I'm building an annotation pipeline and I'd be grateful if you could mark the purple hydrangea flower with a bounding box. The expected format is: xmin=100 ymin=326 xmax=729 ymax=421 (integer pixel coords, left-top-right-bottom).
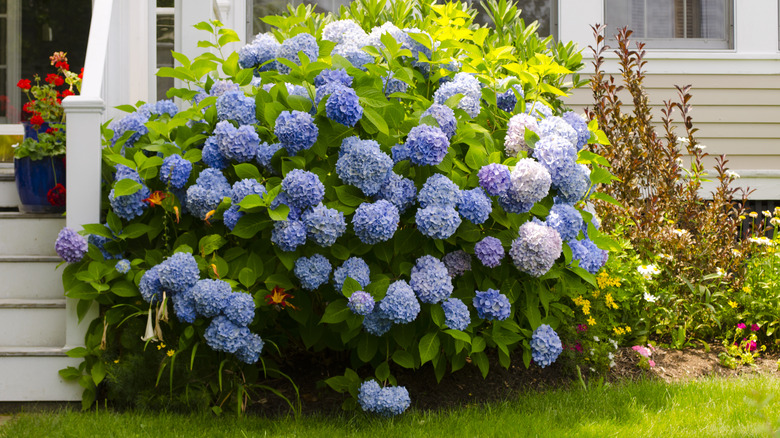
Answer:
xmin=363 ymin=307 xmax=393 ymax=336
xmin=410 ymin=255 xmax=453 ymax=303
xmin=569 ymin=238 xmax=607 ymax=274
xmin=395 ymin=125 xmax=449 ymax=166
xmin=478 ymin=163 xmax=511 ymax=196
xmin=421 ymin=104 xmax=457 ymax=140
xmin=274 ymin=110 xmax=318 ymax=155
xmin=270 ymin=220 xmax=307 ymax=252
xmin=474 ymin=236 xmax=505 ymax=268
xmin=473 ymin=288 xmax=511 ymax=321
xmin=442 ymin=298 xmax=470 ymax=331
xmin=532 ymin=135 xmax=578 ymax=187
xmin=238 ymin=33 xmax=280 ymax=71
xmin=546 ymin=203 xmax=583 ymax=241
xmin=348 ymin=291 xmax=375 ymax=316
xmin=379 ymin=280 xmax=420 ymax=324
xmin=458 ymin=188 xmax=492 ymax=224
xmin=209 ymin=80 xmax=241 ymax=98
xmin=496 ymin=77 xmax=524 ymax=112
xmin=276 ymin=33 xmax=319 ymax=74
xmin=282 ymin=169 xmax=324 ymax=210
xmin=352 ymin=200 xmax=400 ymax=244
xmin=336 ymin=139 xmax=393 ymax=196
xmin=531 ymin=324 xmax=563 ymax=368
xmin=433 ymin=72 xmax=482 ymax=118
xmin=555 ymin=163 xmax=591 ymax=205
xmin=504 ymin=113 xmax=538 ymax=157
xmin=202 ymin=136 xmax=229 ymax=170
xmin=442 ymin=250 xmax=472 ymax=277
xmin=418 ymin=173 xmax=461 ymax=209
xmin=314 ymin=68 xmax=353 ymax=88
xmin=55 ymin=227 xmax=88 ymax=263
xmin=561 ymin=111 xmax=590 ymax=150
xmin=294 ymin=254 xmax=332 ymax=290
xmin=375 ymin=172 xmax=417 ymax=213
xmin=231 ymin=179 xmax=267 ymax=205
xmin=510 ymin=221 xmax=563 ymax=277
xmin=415 ymin=205 xmax=461 ymax=239
xmin=503 ymin=158 xmax=551 ymax=206
xmin=333 ymin=257 xmax=371 ymax=293
xmin=538 ymin=116 xmax=578 ymax=148
xmin=326 ymin=85 xmax=363 ymax=127
xmin=302 ymin=204 xmax=346 ymax=247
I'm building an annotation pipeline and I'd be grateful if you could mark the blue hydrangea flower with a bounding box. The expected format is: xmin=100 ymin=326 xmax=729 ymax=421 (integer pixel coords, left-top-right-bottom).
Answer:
xmin=363 ymin=307 xmax=393 ymax=336
xmin=497 ymin=192 xmax=533 ymax=214
xmin=238 ymin=33 xmax=280 ymax=71
xmin=546 ymin=203 xmax=583 ymax=242
xmin=396 ymin=125 xmax=449 ymax=166
xmin=336 ymin=140 xmax=393 ymax=196
xmin=410 ymin=255 xmax=453 ymax=303
xmin=282 ymin=169 xmax=324 ymax=210
xmin=478 ymin=163 xmax=511 ymax=196
xmin=442 ymin=298 xmax=470 ymax=331
xmin=235 ymin=332 xmax=264 ymax=364
xmin=503 ymin=158 xmax=551 ymax=207
xmin=379 ymin=280 xmax=420 ymax=324
xmin=109 ymin=183 xmax=149 ymax=221
xmin=314 ymin=68 xmax=353 ymax=88
xmin=458 ymin=188 xmax=491 ymax=224
xmin=531 ymin=324 xmax=563 ymax=368
xmin=109 ymin=112 xmax=149 ymax=148
xmin=333 ymin=257 xmax=371 ymax=293
xmin=270 ymin=220 xmax=307 ymax=252
xmin=149 ymin=100 xmax=178 ymax=117
xmin=255 ymin=142 xmax=282 ymax=171
xmin=538 ymin=116 xmax=578 ymax=148
xmin=223 ymin=292 xmax=256 ymax=326
xmin=421 ymin=104 xmax=457 ymax=140
xmin=88 ymin=233 xmax=120 ymax=260
xmin=115 ymin=259 xmax=131 ymax=274
xmin=418 ymin=174 xmax=461 ymax=209
xmin=348 ymin=291 xmax=375 ymax=316
xmin=510 ymin=221 xmax=563 ymax=277
xmin=555 ymin=163 xmax=591 ymax=204
xmin=216 ymin=90 xmax=256 ymax=126
xmin=504 ymin=113 xmax=538 ymax=157
xmin=231 ymin=179 xmax=267 ymax=204
xmin=202 ymin=136 xmax=229 ymax=170
xmin=223 ymin=206 xmax=243 ymax=231
xmin=569 ymin=237 xmax=608 ymax=274
xmin=191 ymin=279 xmax=232 ymax=318
xmin=114 ymin=164 xmax=142 ymax=182
xmin=497 ymin=77 xmax=524 ymax=112
xmin=294 ymin=254 xmax=332 ymax=290
xmin=322 ymin=19 xmax=367 ymax=45
xmin=473 ymin=288 xmax=511 ymax=321
xmin=159 ymin=154 xmax=192 ymax=189
xmin=526 ymin=101 xmax=552 ymax=119
xmin=532 ymin=135 xmax=578 ymax=187
xmin=315 ymin=81 xmax=344 ymax=108
xmin=433 ymin=72 xmax=482 ymax=118
xmin=358 ymin=381 xmax=411 ymax=417
xmin=214 ymin=121 xmax=260 ymax=163
xmin=326 ymin=85 xmax=363 ymax=127
xmin=196 ymin=167 xmax=232 ymax=194
xmin=474 ymin=236 xmax=505 ymax=268
xmin=332 ymin=43 xmax=374 ymax=70
xmin=204 ymin=315 xmax=251 ymax=354
xmin=269 ymin=192 xmax=303 ymax=221
xmin=562 ymin=111 xmax=590 ymax=150
xmin=274 ymin=110 xmax=318 ymax=155
xmin=172 ymin=289 xmax=197 ymax=323
xmin=352 ymin=200 xmax=400 ymax=244
xmin=157 ymin=252 xmax=199 ymax=294
xmin=415 ymin=205 xmax=461 ymax=239
xmin=442 ymin=250 xmax=472 ymax=277
xmin=186 ymin=168 xmax=231 ymax=220
xmin=55 ymin=227 xmax=88 ymax=263
xmin=367 ymin=22 xmax=408 ymax=49
xmin=276 ymin=33 xmax=319 ymax=74
xmin=383 ymin=73 xmax=408 ymax=97
xmin=139 ymin=266 xmax=162 ymax=304
xmin=209 ymin=80 xmax=241 ymax=97
xmin=374 ymin=172 xmax=417 ymax=213
xmin=302 ymin=203 xmax=346 ymax=247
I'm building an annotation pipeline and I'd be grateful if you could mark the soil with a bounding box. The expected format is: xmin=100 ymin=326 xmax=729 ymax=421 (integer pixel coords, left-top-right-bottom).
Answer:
xmin=253 ymin=345 xmax=780 ymax=416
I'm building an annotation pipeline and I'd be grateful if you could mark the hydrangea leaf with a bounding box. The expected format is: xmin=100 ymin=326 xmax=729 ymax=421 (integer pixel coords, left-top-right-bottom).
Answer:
xmin=418 ymin=331 xmax=440 ymax=365
xmin=391 ymin=350 xmax=415 ymax=369
xmin=320 ymin=299 xmax=349 ymax=324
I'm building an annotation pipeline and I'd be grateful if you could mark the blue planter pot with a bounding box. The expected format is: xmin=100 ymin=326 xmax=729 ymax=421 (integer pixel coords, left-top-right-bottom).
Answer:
xmin=15 ymin=122 xmax=66 ymax=214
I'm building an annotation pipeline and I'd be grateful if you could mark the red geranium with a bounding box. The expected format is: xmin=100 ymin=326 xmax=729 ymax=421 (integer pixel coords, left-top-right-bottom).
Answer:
xmin=45 ymin=74 xmax=65 ymax=86
xmin=30 ymin=114 xmax=45 ymax=126
xmin=55 ymin=61 xmax=70 ymax=72
xmin=47 ymin=184 xmax=66 ymax=207
xmin=16 ymin=79 xmax=31 ymax=90
xmin=61 ymin=89 xmax=74 ymax=98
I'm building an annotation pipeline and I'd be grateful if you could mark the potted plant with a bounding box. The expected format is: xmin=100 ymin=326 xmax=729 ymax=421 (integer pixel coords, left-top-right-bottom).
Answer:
xmin=13 ymin=51 xmax=80 ymax=213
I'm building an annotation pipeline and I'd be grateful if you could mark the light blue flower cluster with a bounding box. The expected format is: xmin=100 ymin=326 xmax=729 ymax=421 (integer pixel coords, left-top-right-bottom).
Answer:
xmin=314 ymin=68 xmax=353 ymax=88
xmin=510 ymin=221 xmax=563 ymax=277
xmin=474 ymin=236 xmax=505 ymax=268
xmin=458 ymin=188 xmax=491 ymax=224
xmin=281 ymin=169 xmax=324 ymax=210
xmin=231 ymin=179 xmax=267 ymax=205
xmin=409 ymin=255 xmax=453 ymax=304
xmin=172 ymin=290 xmax=197 ymax=323
xmin=302 ymin=203 xmax=346 ymax=247
xmin=157 ymin=252 xmax=199 ymax=294
xmin=138 ymin=100 xmax=178 ymax=118
xmin=216 ymin=90 xmax=256 ymax=126
xmin=235 ymin=332 xmax=265 ymax=364
xmin=497 ymin=77 xmax=524 ymax=112
xmin=538 ymin=116 xmax=578 ymax=148
xmin=275 ymin=33 xmax=319 ymax=74
xmin=191 ymin=278 xmax=231 ymax=318
xmin=326 ymin=85 xmax=363 ymax=127
xmin=526 ymin=102 xmax=552 ymax=119
xmin=503 ymin=158 xmax=552 ymax=208
xmin=357 ymin=380 xmax=411 ymax=416
xmin=403 ymin=27 xmax=433 ymax=73
xmin=333 ymin=257 xmax=371 ymax=293
xmin=352 ymin=200 xmax=400 ymax=244
xmin=421 ymin=104 xmax=457 ymax=140
xmin=255 ymin=142 xmax=282 ymax=171
xmin=238 ymin=33 xmax=280 ymax=71
xmin=322 ymin=19 xmax=366 ymax=45
xmin=363 ymin=308 xmax=393 ymax=336
xmin=274 ymin=110 xmax=318 ymax=155
xmin=415 ymin=205 xmax=461 ymax=239
xmin=442 ymin=250 xmax=472 ymax=277
xmin=532 ymin=135 xmax=577 ymax=187
xmin=504 ymin=113 xmax=539 ymax=157
xmin=270 ymin=192 xmax=302 ymax=221
xmin=433 ymin=72 xmax=482 ymax=118
xmin=139 ymin=266 xmax=163 ymax=304
xmin=348 ymin=291 xmax=375 ymax=316
xmin=271 ymin=220 xmax=308 ymax=252
xmin=115 ymin=259 xmax=131 ymax=274
xmin=418 ymin=174 xmax=461 ymax=209
xmin=367 ymin=22 xmax=408 ymax=49
xmin=555 ymin=163 xmax=591 ymax=205
xmin=336 ymin=138 xmax=393 ymax=196
xmin=441 ymin=298 xmax=470 ymax=331
xmin=204 ymin=315 xmax=251 ymax=354
xmin=530 ymin=324 xmax=563 ymax=368
xmin=55 ymin=227 xmax=88 ymax=263
xmin=546 ymin=204 xmax=583 ymax=241
xmin=294 ymin=254 xmax=332 ymax=290
xmin=382 ymin=73 xmax=408 ymax=97
xmin=322 ymin=20 xmax=373 ymax=69
xmin=108 ymin=112 xmax=149 ymax=149
xmin=473 ymin=289 xmax=511 ymax=321
xmin=223 ymin=206 xmax=242 ymax=231
xmin=213 ymin=121 xmax=260 ymax=163
xmin=375 ymin=172 xmax=417 ymax=213
xmin=202 ymin=137 xmax=229 ymax=170
xmin=223 ymin=292 xmax=256 ymax=326
xmin=393 ymin=124 xmax=449 ymax=166
xmin=477 ymin=163 xmax=511 ymax=197
xmin=379 ymin=280 xmax=420 ymax=324
xmin=569 ymin=238 xmax=607 ymax=274
xmin=109 ymin=165 xmax=149 ymax=221
xmin=332 ymin=43 xmax=374 ymax=70
xmin=562 ymin=111 xmax=590 ymax=150
xmin=186 ymin=168 xmax=231 ymax=220
xmin=159 ymin=154 xmax=192 ymax=189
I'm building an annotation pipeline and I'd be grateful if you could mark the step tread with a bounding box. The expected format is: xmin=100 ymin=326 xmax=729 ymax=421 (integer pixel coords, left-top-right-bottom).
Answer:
xmin=0 ymin=298 xmax=65 ymax=308
xmin=0 ymin=255 xmax=61 ymax=263
xmin=0 ymin=347 xmax=68 ymax=357
xmin=0 ymin=211 xmax=64 ymax=219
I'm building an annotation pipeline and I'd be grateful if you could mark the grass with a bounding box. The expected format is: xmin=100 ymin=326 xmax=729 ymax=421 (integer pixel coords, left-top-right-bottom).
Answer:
xmin=2 ymin=375 xmax=779 ymax=437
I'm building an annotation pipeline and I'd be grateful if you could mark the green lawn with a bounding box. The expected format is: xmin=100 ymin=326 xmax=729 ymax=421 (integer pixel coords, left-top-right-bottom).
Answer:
xmin=2 ymin=375 xmax=779 ymax=437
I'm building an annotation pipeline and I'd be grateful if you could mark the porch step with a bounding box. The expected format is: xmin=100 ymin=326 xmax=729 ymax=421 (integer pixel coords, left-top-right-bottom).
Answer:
xmin=0 ymin=349 xmax=82 ymax=401
xmin=0 ymin=171 xmax=20 ymax=210
xmin=0 ymin=303 xmax=67 ymax=347
xmin=0 ymin=212 xmax=64 ymax=256
xmin=0 ymin=256 xmax=64 ymax=300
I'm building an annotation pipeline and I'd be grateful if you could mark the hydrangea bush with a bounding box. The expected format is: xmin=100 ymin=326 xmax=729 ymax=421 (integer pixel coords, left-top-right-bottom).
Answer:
xmin=57 ymin=0 xmax=615 ymax=414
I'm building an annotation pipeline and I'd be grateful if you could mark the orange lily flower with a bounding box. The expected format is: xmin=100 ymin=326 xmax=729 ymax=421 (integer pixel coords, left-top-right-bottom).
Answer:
xmin=265 ymin=286 xmax=297 ymax=310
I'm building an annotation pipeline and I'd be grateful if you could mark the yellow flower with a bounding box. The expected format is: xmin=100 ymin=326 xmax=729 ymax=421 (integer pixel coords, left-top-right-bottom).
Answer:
xmin=587 ymin=316 xmax=596 ymax=326
xmin=156 ymin=343 xmax=166 ymax=350
xmin=728 ymin=300 xmax=738 ymax=308
xmin=742 ymin=286 xmax=752 ymax=294
xmin=605 ymin=293 xmax=619 ymax=310
xmin=739 ymin=215 xmax=746 ymax=220
xmin=166 ymin=349 xmax=175 ymax=357
xmin=626 ymin=326 xmax=632 ymax=333
xmin=113 ymin=359 xmax=119 ymax=364
xmin=749 ymin=212 xmax=758 ymax=218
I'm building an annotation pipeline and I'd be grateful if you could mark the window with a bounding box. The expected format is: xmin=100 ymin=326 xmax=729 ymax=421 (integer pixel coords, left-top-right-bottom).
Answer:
xmin=605 ymin=0 xmax=733 ymax=49
xmin=157 ymin=0 xmax=174 ymax=101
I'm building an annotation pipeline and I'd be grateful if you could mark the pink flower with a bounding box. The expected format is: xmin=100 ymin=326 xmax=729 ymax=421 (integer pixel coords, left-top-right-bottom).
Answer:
xmin=576 ymin=324 xmax=587 ymax=333
xmin=746 ymin=340 xmax=757 ymax=352
xmin=737 ymin=323 xmax=746 ymax=330
xmin=751 ymin=324 xmax=760 ymax=332
xmin=632 ymin=345 xmax=651 ymax=358
xmin=574 ymin=342 xmax=583 ymax=353
xmin=648 ymin=360 xmax=656 ymax=367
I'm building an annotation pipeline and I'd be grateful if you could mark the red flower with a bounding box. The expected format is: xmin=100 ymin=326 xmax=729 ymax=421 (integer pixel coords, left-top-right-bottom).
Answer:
xmin=143 ymin=191 xmax=166 ymax=207
xmin=30 ymin=114 xmax=45 ymax=126
xmin=22 ymin=102 xmax=34 ymax=113
xmin=16 ymin=79 xmax=31 ymax=90
xmin=61 ymin=89 xmax=74 ymax=98
xmin=265 ymin=286 xmax=297 ymax=310
xmin=45 ymin=74 xmax=64 ymax=86
xmin=79 ymin=68 xmax=84 ymax=79
xmin=55 ymin=61 xmax=70 ymax=71
xmin=47 ymin=184 xmax=66 ymax=207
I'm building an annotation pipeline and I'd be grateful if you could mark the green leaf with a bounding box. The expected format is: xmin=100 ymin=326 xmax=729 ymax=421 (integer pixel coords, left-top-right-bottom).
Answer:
xmin=268 ymin=204 xmax=290 ymax=221
xmin=418 ymin=331 xmax=440 ymax=365
xmin=110 ymin=280 xmax=138 ymax=298
xmin=66 ymin=347 xmax=88 ymax=358
xmin=392 ymin=350 xmax=415 ymax=369
xmin=234 ymin=163 xmax=261 ymax=180
xmin=324 ymin=375 xmax=351 ymax=393
xmin=341 ymin=277 xmax=363 ymax=297
xmin=199 ymin=234 xmax=228 ymax=256
xmin=238 ymin=268 xmax=256 ymax=288
xmin=444 ymin=329 xmax=471 ymax=344
xmin=472 ymin=351 xmax=489 ymax=378
xmin=113 ymin=179 xmax=142 ymax=197
xmin=91 ymin=361 xmax=106 ymax=385
xmin=334 ymin=185 xmax=365 ymax=207
xmin=320 ymin=300 xmax=350 ymax=324
xmin=357 ymin=335 xmax=378 ymax=363
xmin=361 ymin=107 xmax=389 ymax=136
xmin=591 ymin=191 xmax=623 ymax=209
xmin=430 ymin=305 xmax=445 ymax=328
xmin=375 ymin=361 xmax=390 ymax=382
xmin=231 ymin=213 xmax=270 ymax=239
xmin=471 ymin=336 xmax=486 ymax=353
